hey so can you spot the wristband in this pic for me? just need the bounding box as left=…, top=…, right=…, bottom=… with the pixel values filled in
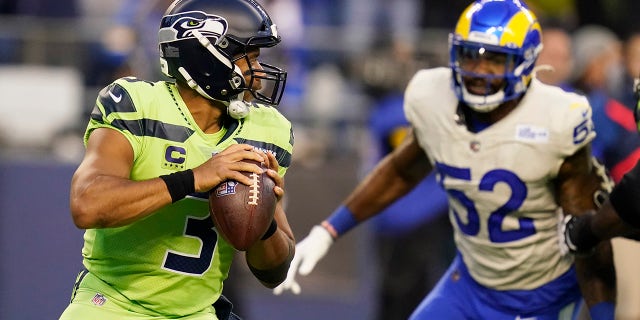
left=261, top=220, right=278, bottom=240
left=248, top=241, right=294, bottom=285
left=159, top=169, right=195, bottom=203
left=323, top=205, right=358, bottom=239
left=589, top=302, right=615, bottom=320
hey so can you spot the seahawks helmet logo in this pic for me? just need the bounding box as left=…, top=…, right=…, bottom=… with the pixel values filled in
left=159, top=11, right=228, bottom=44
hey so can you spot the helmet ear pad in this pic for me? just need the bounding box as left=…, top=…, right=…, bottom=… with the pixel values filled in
left=161, top=38, right=244, bottom=101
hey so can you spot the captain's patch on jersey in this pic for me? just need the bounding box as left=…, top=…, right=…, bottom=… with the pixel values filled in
left=162, top=145, right=187, bottom=170
left=215, top=181, right=238, bottom=197
left=515, top=125, right=549, bottom=143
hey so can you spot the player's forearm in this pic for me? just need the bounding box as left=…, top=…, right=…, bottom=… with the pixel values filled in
left=245, top=204, right=295, bottom=286
left=572, top=214, right=617, bottom=310
left=320, top=152, right=426, bottom=239
left=346, top=155, right=421, bottom=221
left=574, top=241, right=617, bottom=307
left=556, top=147, right=605, bottom=214
left=245, top=230, right=295, bottom=288
left=556, top=149, right=617, bottom=311
left=246, top=229, right=294, bottom=268
left=590, top=200, right=637, bottom=240
left=70, top=174, right=173, bottom=229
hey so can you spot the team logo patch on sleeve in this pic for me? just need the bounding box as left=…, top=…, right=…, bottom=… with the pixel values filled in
left=214, top=181, right=238, bottom=197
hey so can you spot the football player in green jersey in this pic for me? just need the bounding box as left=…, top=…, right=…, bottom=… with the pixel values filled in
left=59, top=1, right=295, bottom=319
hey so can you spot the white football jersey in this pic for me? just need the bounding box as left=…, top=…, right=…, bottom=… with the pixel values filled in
left=404, top=67, right=595, bottom=290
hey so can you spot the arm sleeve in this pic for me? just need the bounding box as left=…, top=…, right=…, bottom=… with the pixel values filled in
left=609, top=159, right=640, bottom=228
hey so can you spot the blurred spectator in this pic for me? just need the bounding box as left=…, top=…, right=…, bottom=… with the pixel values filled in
left=261, top=0, right=306, bottom=118
left=263, top=0, right=303, bottom=49
left=0, top=0, right=18, bottom=63
left=15, top=0, right=78, bottom=18
left=343, top=0, right=421, bottom=61
left=0, top=0, right=80, bottom=64
left=527, top=0, right=577, bottom=28
left=570, top=25, right=639, bottom=181
left=296, top=0, right=344, bottom=69
left=574, top=0, right=640, bottom=40
left=87, top=0, right=172, bottom=86
left=420, top=0, right=472, bottom=29
left=535, top=27, right=574, bottom=90
left=79, top=0, right=124, bottom=18
left=615, top=33, right=640, bottom=110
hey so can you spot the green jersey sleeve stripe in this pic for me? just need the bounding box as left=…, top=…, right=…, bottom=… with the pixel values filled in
left=289, top=126, right=295, bottom=146
left=90, top=112, right=195, bottom=143
left=90, top=109, right=103, bottom=122
left=234, top=138, right=292, bottom=168
left=111, top=118, right=195, bottom=142
left=98, top=83, right=137, bottom=118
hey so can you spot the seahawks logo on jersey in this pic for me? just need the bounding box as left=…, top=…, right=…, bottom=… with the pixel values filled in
left=159, top=11, right=228, bottom=43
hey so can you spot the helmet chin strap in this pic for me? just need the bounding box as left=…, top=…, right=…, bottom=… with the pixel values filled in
left=178, top=67, right=215, bottom=100
left=190, top=30, right=249, bottom=119
left=177, top=67, right=249, bottom=119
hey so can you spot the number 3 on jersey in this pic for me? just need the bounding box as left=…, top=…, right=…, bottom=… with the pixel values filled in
left=163, top=215, right=217, bottom=275
left=435, top=162, right=535, bottom=243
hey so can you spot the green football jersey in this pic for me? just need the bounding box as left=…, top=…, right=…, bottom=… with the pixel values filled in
left=81, top=77, right=293, bottom=317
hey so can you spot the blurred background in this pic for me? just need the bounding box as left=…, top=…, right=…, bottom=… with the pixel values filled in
left=3, top=0, right=640, bottom=319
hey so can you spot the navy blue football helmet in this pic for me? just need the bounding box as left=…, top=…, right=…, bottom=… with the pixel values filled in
left=159, top=0, right=287, bottom=107
left=449, top=0, right=542, bottom=112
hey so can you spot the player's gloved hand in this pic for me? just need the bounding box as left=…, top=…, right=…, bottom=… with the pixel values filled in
left=273, top=225, right=334, bottom=295
left=560, top=212, right=600, bottom=256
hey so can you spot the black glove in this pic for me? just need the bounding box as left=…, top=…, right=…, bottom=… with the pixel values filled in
left=562, top=213, right=601, bottom=256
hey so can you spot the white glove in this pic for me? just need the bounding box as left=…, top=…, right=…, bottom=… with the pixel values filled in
left=558, top=213, right=572, bottom=256
left=273, top=225, right=334, bottom=295
left=559, top=212, right=599, bottom=257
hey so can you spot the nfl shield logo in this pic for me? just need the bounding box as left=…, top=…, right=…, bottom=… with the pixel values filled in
left=215, top=181, right=238, bottom=197
left=91, top=293, right=107, bottom=306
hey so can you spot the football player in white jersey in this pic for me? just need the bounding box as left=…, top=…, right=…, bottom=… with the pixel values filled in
left=274, top=1, right=616, bottom=319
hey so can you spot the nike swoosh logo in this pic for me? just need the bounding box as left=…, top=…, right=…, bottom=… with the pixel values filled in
left=109, top=90, right=122, bottom=103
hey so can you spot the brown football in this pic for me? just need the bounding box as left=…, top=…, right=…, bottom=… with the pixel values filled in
left=209, top=159, right=277, bottom=251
